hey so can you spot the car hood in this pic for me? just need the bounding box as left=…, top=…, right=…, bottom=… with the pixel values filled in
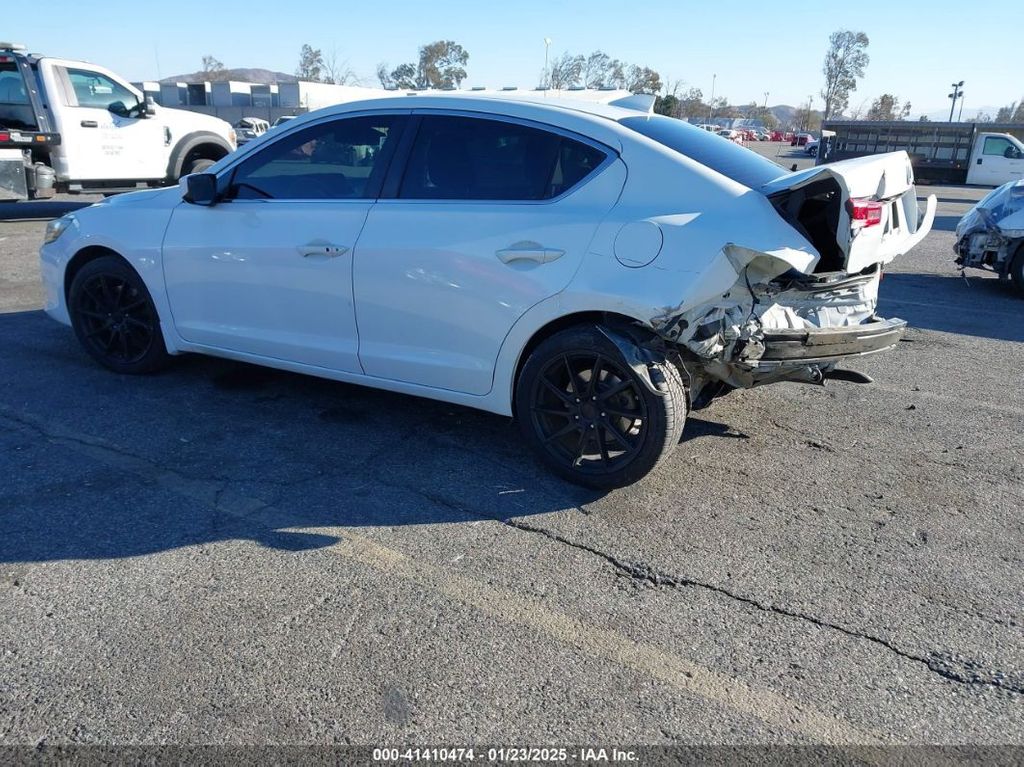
left=956, top=179, right=1024, bottom=240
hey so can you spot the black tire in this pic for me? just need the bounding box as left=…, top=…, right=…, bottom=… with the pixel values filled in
left=515, top=326, right=687, bottom=489
left=182, top=158, right=215, bottom=177
left=1009, top=243, right=1024, bottom=296
left=68, top=255, right=171, bottom=374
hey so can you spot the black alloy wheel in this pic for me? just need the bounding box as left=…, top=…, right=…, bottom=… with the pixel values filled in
left=530, top=352, right=649, bottom=477
left=516, top=326, right=687, bottom=489
left=68, top=255, right=170, bottom=374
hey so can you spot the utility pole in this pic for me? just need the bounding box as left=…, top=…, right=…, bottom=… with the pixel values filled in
left=708, top=73, right=716, bottom=124
left=763, top=91, right=769, bottom=109
left=948, top=80, right=964, bottom=122
left=543, top=37, right=552, bottom=92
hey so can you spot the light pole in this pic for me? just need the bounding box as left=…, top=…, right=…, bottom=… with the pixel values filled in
left=708, top=73, right=716, bottom=124
left=763, top=91, right=769, bottom=109
left=948, top=80, right=964, bottom=122
left=543, top=37, right=552, bottom=91
left=958, top=90, right=965, bottom=122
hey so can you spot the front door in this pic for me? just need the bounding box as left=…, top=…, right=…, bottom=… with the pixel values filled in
left=968, top=135, right=1024, bottom=186
left=162, top=113, right=405, bottom=373
left=49, top=63, right=166, bottom=181
left=353, top=114, right=625, bottom=395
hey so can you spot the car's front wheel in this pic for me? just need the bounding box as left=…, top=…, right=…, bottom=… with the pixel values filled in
left=515, top=326, right=687, bottom=489
left=68, top=255, right=171, bottom=374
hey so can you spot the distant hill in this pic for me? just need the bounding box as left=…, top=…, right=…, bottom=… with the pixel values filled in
left=159, top=68, right=298, bottom=84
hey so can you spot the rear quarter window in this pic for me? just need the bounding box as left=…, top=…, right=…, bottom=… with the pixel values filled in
left=399, top=115, right=607, bottom=201
left=621, top=114, right=786, bottom=189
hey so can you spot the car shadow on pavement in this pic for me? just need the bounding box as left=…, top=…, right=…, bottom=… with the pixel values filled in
left=0, top=311, right=632, bottom=564
left=879, top=272, right=1024, bottom=343
left=0, top=200, right=95, bottom=222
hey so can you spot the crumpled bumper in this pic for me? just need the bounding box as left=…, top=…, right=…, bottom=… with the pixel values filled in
left=759, top=316, right=906, bottom=362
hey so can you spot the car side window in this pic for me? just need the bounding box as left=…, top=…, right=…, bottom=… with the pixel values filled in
left=983, top=137, right=1013, bottom=157
left=229, top=115, right=399, bottom=200
left=64, top=68, right=138, bottom=112
left=398, top=116, right=606, bottom=201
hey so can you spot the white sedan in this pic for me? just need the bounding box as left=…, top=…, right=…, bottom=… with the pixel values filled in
left=40, top=95, right=936, bottom=488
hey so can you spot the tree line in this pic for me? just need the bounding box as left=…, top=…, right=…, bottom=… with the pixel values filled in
left=193, top=39, right=1024, bottom=128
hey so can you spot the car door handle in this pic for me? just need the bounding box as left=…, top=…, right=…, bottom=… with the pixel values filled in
left=297, top=243, right=349, bottom=258
left=80, top=120, right=98, bottom=128
left=496, top=244, right=565, bottom=264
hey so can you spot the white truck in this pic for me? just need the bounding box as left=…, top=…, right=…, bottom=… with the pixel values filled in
left=1, top=43, right=235, bottom=200
left=818, top=120, right=1024, bottom=187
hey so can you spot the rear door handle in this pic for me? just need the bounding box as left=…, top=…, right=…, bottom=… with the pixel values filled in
left=496, top=244, right=565, bottom=264
left=298, top=243, right=349, bottom=258
left=80, top=120, right=98, bottom=128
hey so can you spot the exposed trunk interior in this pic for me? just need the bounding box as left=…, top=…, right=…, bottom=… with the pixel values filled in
left=768, top=177, right=845, bottom=272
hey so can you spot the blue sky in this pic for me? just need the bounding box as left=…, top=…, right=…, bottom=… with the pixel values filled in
left=10, top=0, right=1023, bottom=116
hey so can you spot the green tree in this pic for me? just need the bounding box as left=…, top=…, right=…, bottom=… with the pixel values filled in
left=820, top=30, right=870, bottom=120
left=416, top=40, right=469, bottom=89
left=625, top=65, right=661, bottom=95
left=296, top=44, right=325, bottom=82
left=547, top=53, right=583, bottom=89
left=866, top=94, right=911, bottom=121
left=377, top=62, right=417, bottom=89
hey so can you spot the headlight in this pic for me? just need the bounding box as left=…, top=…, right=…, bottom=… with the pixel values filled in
left=43, top=216, right=74, bottom=244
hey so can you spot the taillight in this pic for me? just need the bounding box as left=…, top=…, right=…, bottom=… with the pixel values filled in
left=848, top=198, right=883, bottom=229
left=0, top=132, right=9, bottom=142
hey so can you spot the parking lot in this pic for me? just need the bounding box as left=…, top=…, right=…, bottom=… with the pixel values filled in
left=1, top=149, right=1022, bottom=746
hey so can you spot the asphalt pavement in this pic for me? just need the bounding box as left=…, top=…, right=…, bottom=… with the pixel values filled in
left=0, top=164, right=1021, bottom=747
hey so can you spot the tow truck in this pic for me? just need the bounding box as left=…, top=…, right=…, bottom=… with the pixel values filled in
left=1, top=42, right=236, bottom=200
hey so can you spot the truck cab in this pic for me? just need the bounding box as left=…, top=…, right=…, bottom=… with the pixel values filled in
left=1, top=43, right=236, bottom=198
left=966, top=133, right=1024, bottom=186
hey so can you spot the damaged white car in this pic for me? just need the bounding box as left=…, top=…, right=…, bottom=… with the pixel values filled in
left=39, top=95, right=936, bottom=488
left=955, top=180, right=1024, bottom=294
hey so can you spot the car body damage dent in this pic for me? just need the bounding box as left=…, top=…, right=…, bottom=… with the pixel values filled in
left=648, top=243, right=906, bottom=403
left=955, top=180, right=1024, bottom=287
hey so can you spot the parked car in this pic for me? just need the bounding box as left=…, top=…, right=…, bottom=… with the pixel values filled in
left=39, top=95, right=936, bottom=488
left=805, top=138, right=819, bottom=156
left=271, top=115, right=298, bottom=129
left=791, top=132, right=813, bottom=146
left=954, top=179, right=1024, bottom=293
left=234, top=117, right=269, bottom=146
left=716, top=128, right=743, bottom=144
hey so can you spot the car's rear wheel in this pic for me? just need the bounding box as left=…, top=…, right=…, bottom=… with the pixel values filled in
left=68, top=255, right=170, bottom=374
left=515, top=326, right=687, bottom=489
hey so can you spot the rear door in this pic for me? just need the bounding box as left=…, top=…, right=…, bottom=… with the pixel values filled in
left=353, top=112, right=625, bottom=395
left=40, top=60, right=165, bottom=181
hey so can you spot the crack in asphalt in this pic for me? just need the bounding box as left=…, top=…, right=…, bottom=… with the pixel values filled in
left=5, top=403, right=1021, bottom=697
left=403, top=483, right=1023, bottom=697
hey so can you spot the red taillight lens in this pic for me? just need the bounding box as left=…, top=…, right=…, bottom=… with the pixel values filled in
left=849, top=198, right=883, bottom=228
left=0, top=132, right=9, bottom=142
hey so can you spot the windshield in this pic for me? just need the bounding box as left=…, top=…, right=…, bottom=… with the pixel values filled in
left=621, top=114, right=786, bottom=188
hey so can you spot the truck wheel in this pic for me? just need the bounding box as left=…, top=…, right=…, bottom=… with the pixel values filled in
left=68, top=256, right=171, bottom=374
left=515, top=326, right=687, bottom=489
left=182, top=158, right=215, bottom=177
left=1010, top=244, right=1024, bottom=296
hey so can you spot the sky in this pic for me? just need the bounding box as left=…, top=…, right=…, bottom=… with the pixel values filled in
left=8, top=1, right=1024, bottom=117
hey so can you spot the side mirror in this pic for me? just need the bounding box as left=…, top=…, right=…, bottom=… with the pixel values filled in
left=184, top=173, right=219, bottom=206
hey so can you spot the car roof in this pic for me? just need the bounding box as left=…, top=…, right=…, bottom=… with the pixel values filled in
left=311, top=93, right=638, bottom=121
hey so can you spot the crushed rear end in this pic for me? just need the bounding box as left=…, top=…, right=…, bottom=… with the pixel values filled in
left=653, top=151, right=937, bottom=402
